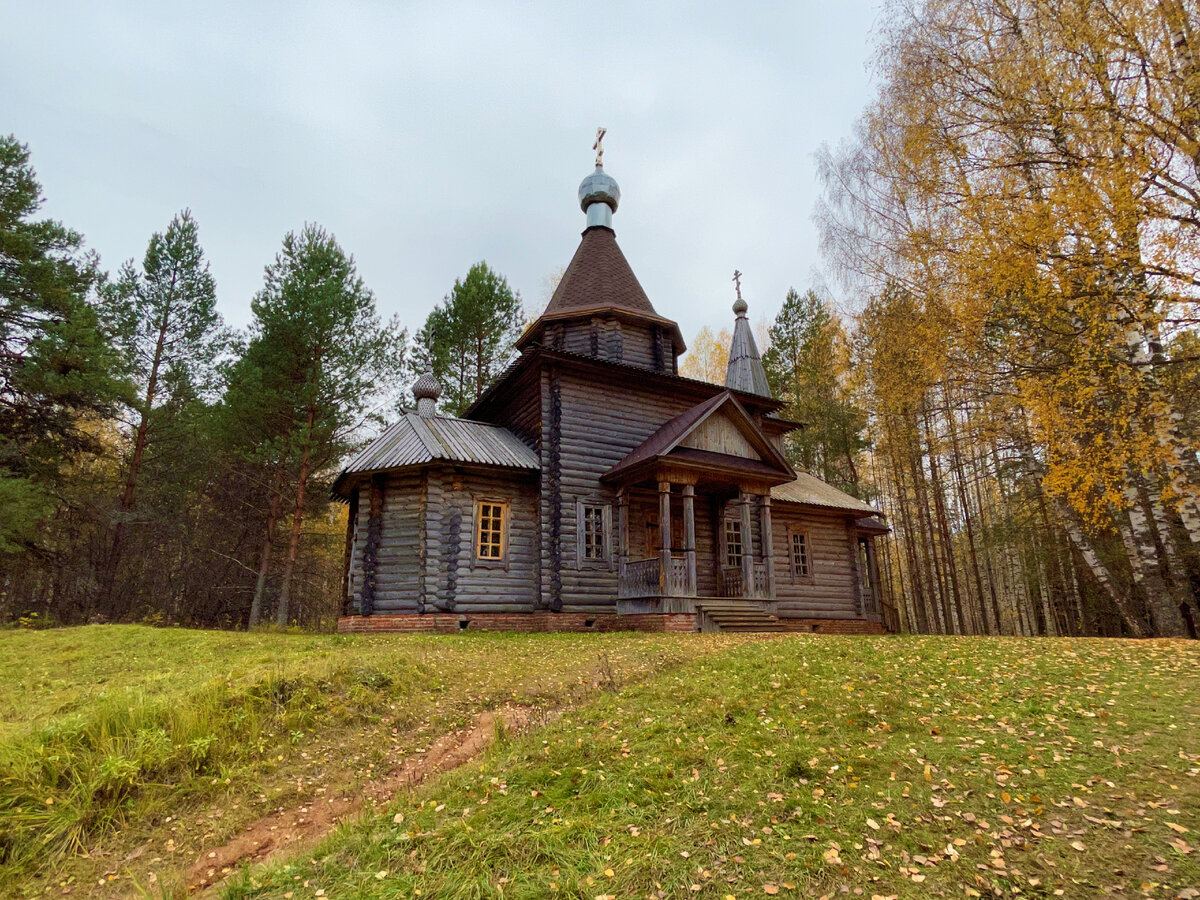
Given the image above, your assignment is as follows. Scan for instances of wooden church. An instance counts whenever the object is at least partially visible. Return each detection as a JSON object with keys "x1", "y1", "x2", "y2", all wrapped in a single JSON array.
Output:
[{"x1": 335, "y1": 151, "x2": 888, "y2": 634}]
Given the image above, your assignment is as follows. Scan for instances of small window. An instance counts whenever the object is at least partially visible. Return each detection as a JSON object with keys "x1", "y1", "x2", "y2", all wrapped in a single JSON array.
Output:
[
  {"x1": 476, "y1": 501, "x2": 507, "y2": 560},
  {"x1": 791, "y1": 531, "x2": 810, "y2": 578},
  {"x1": 582, "y1": 504, "x2": 607, "y2": 560},
  {"x1": 724, "y1": 518, "x2": 743, "y2": 568}
]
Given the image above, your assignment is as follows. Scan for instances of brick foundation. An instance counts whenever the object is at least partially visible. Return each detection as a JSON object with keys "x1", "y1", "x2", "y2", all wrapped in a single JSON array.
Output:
[
  {"x1": 337, "y1": 612, "x2": 700, "y2": 634},
  {"x1": 776, "y1": 618, "x2": 887, "y2": 635},
  {"x1": 338, "y1": 612, "x2": 886, "y2": 635}
]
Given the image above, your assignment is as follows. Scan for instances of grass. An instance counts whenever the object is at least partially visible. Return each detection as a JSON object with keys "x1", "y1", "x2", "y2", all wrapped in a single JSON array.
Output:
[
  {"x1": 0, "y1": 625, "x2": 752, "y2": 897},
  {"x1": 221, "y1": 635, "x2": 1200, "y2": 900}
]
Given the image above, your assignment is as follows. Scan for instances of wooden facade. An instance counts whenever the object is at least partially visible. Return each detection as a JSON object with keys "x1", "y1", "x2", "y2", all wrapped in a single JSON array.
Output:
[{"x1": 334, "y1": 161, "x2": 888, "y2": 634}]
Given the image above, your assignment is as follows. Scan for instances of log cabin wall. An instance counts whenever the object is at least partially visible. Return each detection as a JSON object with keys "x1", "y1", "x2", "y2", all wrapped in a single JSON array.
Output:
[
  {"x1": 483, "y1": 373, "x2": 541, "y2": 449},
  {"x1": 423, "y1": 467, "x2": 539, "y2": 614},
  {"x1": 771, "y1": 506, "x2": 860, "y2": 619},
  {"x1": 554, "y1": 318, "x2": 673, "y2": 373},
  {"x1": 360, "y1": 471, "x2": 423, "y2": 614},
  {"x1": 555, "y1": 369, "x2": 698, "y2": 610}
]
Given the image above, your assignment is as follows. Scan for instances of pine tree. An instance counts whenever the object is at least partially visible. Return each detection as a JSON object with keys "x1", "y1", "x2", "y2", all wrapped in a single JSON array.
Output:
[
  {"x1": 97, "y1": 210, "x2": 226, "y2": 613},
  {"x1": 0, "y1": 135, "x2": 122, "y2": 557},
  {"x1": 231, "y1": 224, "x2": 405, "y2": 626},
  {"x1": 762, "y1": 288, "x2": 867, "y2": 494},
  {"x1": 409, "y1": 261, "x2": 523, "y2": 416}
]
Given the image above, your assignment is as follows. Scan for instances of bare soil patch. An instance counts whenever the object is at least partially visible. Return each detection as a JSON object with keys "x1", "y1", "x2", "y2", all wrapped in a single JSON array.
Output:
[{"x1": 187, "y1": 704, "x2": 540, "y2": 892}]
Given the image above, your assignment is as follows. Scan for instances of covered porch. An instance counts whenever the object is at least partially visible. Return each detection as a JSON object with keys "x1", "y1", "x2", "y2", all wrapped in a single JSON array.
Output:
[{"x1": 613, "y1": 480, "x2": 779, "y2": 613}]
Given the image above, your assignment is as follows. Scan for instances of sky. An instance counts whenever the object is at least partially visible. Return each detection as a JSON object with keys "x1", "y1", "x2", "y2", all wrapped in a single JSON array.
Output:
[{"x1": 3, "y1": 1, "x2": 883, "y2": 346}]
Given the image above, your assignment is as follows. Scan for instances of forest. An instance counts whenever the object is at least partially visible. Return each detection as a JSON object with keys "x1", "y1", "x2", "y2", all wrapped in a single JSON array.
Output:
[
  {"x1": 5, "y1": 0, "x2": 1200, "y2": 638},
  {"x1": 768, "y1": 0, "x2": 1200, "y2": 639},
  {"x1": 0, "y1": 132, "x2": 526, "y2": 627}
]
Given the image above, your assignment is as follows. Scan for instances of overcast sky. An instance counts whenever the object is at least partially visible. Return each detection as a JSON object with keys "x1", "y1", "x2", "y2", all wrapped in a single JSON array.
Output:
[{"x1": 4, "y1": 1, "x2": 882, "y2": 347}]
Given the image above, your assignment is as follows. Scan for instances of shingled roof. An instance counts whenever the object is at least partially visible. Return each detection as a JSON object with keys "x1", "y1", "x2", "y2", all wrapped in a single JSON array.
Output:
[{"x1": 543, "y1": 226, "x2": 658, "y2": 319}]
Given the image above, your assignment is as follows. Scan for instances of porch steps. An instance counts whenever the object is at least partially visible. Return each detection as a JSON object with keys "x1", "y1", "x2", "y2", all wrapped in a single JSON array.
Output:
[{"x1": 697, "y1": 603, "x2": 785, "y2": 633}]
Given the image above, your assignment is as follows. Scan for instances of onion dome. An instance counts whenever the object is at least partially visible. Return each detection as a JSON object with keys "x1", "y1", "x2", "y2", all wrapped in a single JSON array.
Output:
[
  {"x1": 579, "y1": 166, "x2": 620, "y2": 229},
  {"x1": 413, "y1": 372, "x2": 441, "y2": 417}
]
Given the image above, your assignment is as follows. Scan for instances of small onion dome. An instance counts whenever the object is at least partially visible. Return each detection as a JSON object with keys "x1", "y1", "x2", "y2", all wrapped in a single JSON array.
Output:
[
  {"x1": 579, "y1": 165, "x2": 620, "y2": 213},
  {"x1": 413, "y1": 372, "x2": 441, "y2": 402},
  {"x1": 733, "y1": 297, "x2": 749, "y2": 317}
]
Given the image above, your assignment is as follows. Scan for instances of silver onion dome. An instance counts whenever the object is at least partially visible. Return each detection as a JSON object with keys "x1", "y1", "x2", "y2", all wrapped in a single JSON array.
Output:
[
  {"x1": 413, "y1": 372, "x2": 441, "y2": 417},
  {"x1": 733, "y1": 297, "x2": 749, "y2": 317},
  {"x1": 578, "y1": 166, "x2": 620, "y2": 229}
]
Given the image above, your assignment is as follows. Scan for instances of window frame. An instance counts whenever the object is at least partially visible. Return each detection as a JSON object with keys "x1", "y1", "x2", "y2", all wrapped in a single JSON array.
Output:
[
  {"x1": 473, "y1": 498, "x2": 510, "y2": 568},
  {"x1": 723, "y1": 516, "x2": 744, "y2": 569},
  {"x1": 788, "y1": 527, "x2": 813, "y2": 581},
  {"x1": 576, "y1": 500, "x2": 613, "y2": 568}
]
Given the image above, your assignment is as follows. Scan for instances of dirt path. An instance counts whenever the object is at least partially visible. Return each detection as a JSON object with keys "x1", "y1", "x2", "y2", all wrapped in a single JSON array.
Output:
[{"x1": 187, "y1": 704, "x2": 540, "y2": 892}]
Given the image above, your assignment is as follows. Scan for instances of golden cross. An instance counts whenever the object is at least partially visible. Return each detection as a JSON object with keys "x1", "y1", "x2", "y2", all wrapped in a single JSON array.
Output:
[
  {"x1": 733, "y1": 269, "x2": 743, "y2": 301},
  {"x1": 593, "y1": 127, "x2": 607, "y2": 166}
]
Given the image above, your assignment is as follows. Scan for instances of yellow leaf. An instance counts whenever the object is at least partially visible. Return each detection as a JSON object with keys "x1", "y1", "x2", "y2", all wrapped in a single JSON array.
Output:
[
  {"x1": 764, "y1": 886, "x2": 780, "y2": 895},
  {"x1": 923, "y1": 765, "x2": 932, "y2": 782}
]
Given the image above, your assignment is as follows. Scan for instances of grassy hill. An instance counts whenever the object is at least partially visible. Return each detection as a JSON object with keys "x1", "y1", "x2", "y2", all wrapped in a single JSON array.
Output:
[{"x1": 1, "y1": 628, "x2": 1197, "y2": 898}]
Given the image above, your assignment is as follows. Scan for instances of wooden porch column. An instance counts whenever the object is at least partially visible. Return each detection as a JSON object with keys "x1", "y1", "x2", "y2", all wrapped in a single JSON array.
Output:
[
  {"x1": 759, "y1": 493, "x2": 775, "y2": 598},
  {"x1": 682, "y1": 484, "x2": 697, "y2": 596},
  {"x1": 616, "y1": 487, "x2": 629, "y2": 580},
  {"x1": 659, "y1": 481, "x2": 673, "y2": 594},
  {"x1": 739, "y1": 489, "x2": 754, "y2": 598}
]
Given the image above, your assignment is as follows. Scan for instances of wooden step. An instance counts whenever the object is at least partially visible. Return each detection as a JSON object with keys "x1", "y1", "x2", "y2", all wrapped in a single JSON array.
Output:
[{"x1": 697, "y1": 604, "x2": 784, "y2": 634}]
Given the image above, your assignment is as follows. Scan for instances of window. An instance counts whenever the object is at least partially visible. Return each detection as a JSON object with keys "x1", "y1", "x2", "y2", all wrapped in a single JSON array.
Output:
[
  {"x1": 724, "y1": 518, "x2": 743, "y2": 568},
  {"x1": 791, "y1": 531, "x2": 810, "y2": 578},
  {"x1": 577, "y1": 501, "x2": 612, "y2": 566},
  {"x1": 476, "y1": 501, "x2": 507, "y2": 560},
  {"x1": 583, "y1": 504, "x2": 606, "y2": 560}
]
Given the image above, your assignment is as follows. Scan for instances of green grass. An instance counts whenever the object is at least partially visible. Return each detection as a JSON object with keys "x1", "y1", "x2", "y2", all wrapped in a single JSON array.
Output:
[
  {"x1": 0, "y1": 625, "x2": 750, "y2": 896},
  {"x1": 223, "y1": 636, "x2": 1200, "y2": 900}
]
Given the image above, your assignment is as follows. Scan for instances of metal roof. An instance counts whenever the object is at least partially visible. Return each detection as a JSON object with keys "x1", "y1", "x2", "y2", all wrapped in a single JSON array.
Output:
[
  {"x1": 771, "y1": 472, "x2": 882, "y2": 516},
  {"x1": 336, "y1": 412, "x2": 539, "y2": 488}
]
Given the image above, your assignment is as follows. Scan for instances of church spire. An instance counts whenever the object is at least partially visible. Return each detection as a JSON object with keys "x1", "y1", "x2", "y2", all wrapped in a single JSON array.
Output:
[{"x1": 724, "y1": 272, "x2": 772, "y2": 397}]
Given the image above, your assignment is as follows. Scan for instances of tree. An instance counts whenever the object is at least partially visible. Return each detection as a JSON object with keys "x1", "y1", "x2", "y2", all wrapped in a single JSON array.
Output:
[
  {"x1": 410, "y1": 261, "x2": 523, "y2": 416},
  {"x1": 763, "y1": 288, "x2": 867, "y2": 493},
  {"x1": 679, "y1": 326, "x2": 731, "y2": 384},
  {"x1": 815, "y1": 0, "x2": 1200, "y2": 636},
  {"x1": 0, "y1": 135, "x2": 121, "y2": 557},
  {"x1": 233, "y1": 224, "x2": 405, "y2": 626},
  {"x1": 97, "y1": 210, "x2": 225, "y2": 612}
]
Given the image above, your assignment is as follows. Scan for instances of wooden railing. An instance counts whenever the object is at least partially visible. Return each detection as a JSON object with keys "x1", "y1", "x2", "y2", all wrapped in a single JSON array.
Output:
[
  {"x1": 667, "y1": 558, "x2": 689, "y2": 596},
  {"x1": 719, "y1": 562, "x2": 770, "y2": 599},
  {"x1": 752, "y1": 563, "x2": 769, "y2": 597},
  {"x1": 619, "y1": 558, "x2": 661, "y2": 599},
  {"x1": 619, "y1": 556, "x2": 697, "y2": 598}
]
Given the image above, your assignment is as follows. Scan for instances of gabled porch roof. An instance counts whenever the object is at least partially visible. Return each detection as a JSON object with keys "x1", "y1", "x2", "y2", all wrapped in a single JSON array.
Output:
[{"x1": 602, "y1": 391, "x2": 795, "y2": 487}]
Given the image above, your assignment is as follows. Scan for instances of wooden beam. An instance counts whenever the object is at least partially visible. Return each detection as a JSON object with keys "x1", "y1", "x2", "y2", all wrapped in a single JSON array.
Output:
[
  {"x1": 361, "y1": 474, "x2": 386, "y2": 616},
  {"x1": 760, "y1": 493, "x2": 775, "y2": 599},
  {"x1": 739, "y1": 489, "x2": 754, "y2": 598},
  {"x1": 659, "y1": 481, "x2": 672, "y2": 595},
  {"x1": 341, "y1": 487, "x2": 359, "y2": 615},
  {"x1": 682, "y1": 484, "x2": 697, "y2": 597}
]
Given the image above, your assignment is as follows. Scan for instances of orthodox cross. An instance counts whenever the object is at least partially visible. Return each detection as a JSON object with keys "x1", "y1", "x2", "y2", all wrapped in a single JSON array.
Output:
[
  {"x1": 593, "y1": 127, "x2": 607, "y2": 166},
  {"x1": 733, "y1": 269, "x2": 743, "y2": 301}
]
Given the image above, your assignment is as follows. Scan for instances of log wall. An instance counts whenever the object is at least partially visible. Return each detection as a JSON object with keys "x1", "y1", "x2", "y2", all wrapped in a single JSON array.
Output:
[
  {"x1": 553, "y1": 371, "x2": 701, "y2": 610},
  {"x1": 771, "y1": 506, "x2": 860, "y2": 619}
]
